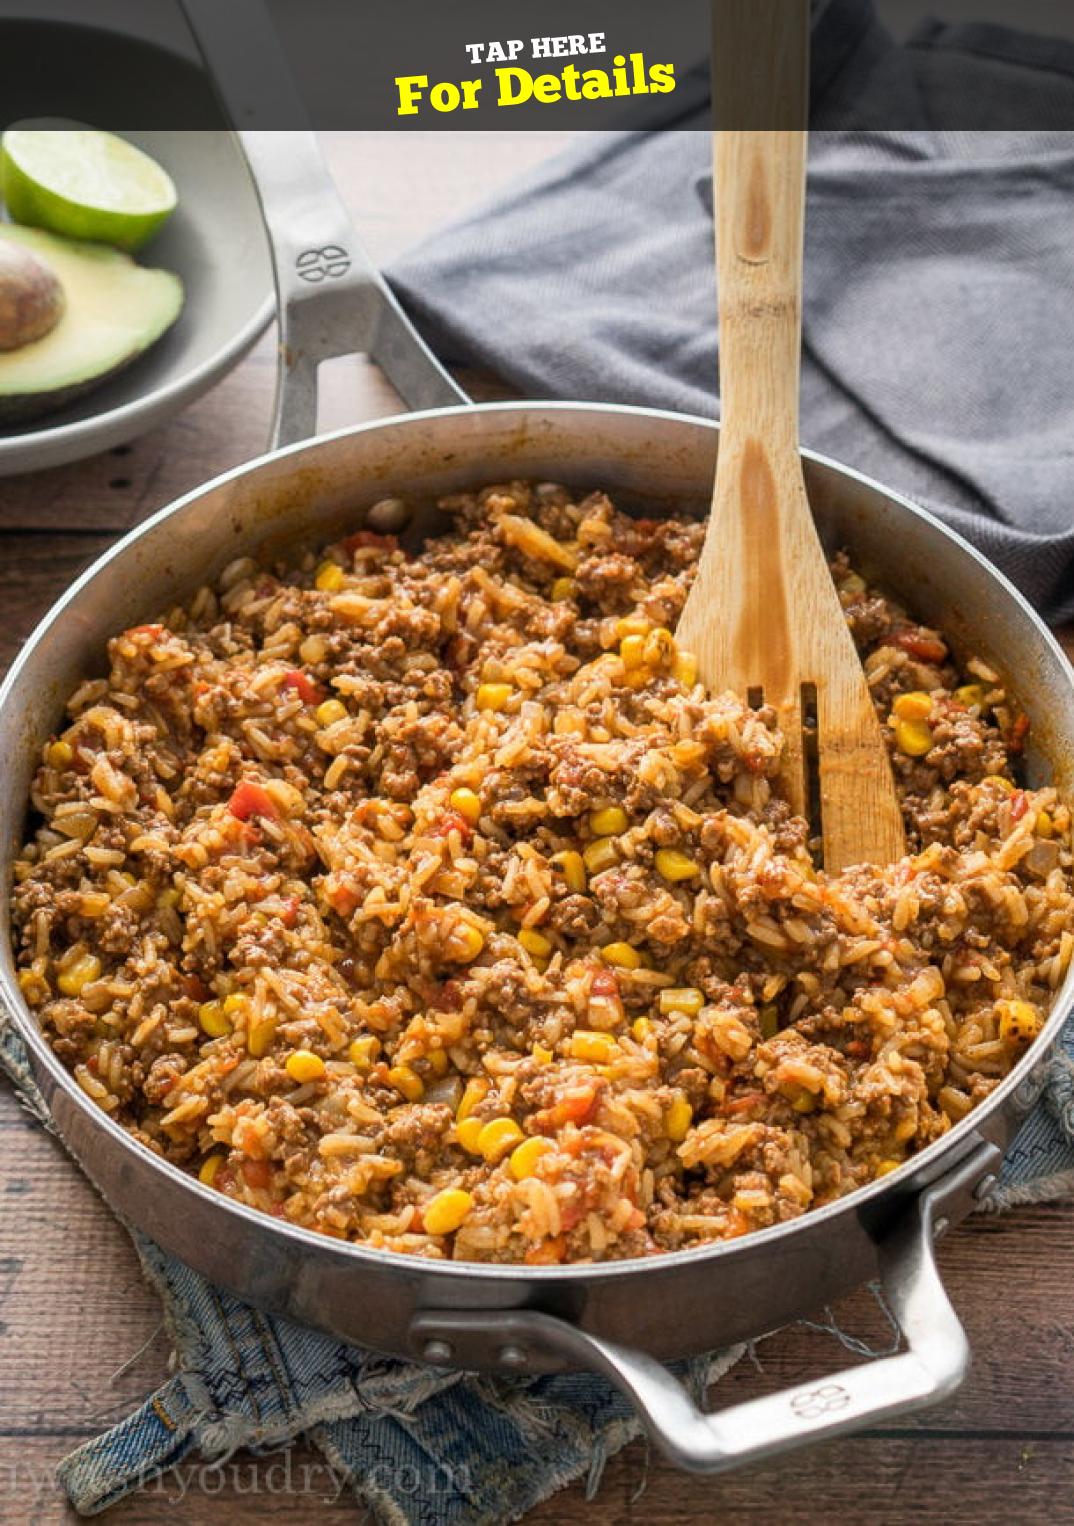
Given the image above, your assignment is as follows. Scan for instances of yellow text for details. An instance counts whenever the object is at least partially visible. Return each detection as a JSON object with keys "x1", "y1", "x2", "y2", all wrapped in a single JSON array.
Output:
[{"x1": 395, "y1": 55, "x2": 676, "y2": 116}]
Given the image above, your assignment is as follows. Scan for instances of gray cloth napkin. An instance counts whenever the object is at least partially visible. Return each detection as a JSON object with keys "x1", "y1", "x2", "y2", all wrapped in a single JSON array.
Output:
[{"x1": 388, "y1": 4, "x2": 1074, "y2": 621}]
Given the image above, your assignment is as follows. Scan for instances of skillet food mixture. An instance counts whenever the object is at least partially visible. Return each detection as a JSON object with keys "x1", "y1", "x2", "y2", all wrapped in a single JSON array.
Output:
[{"x1": 12, "y1": 483, "x2": 1073, "y2": 1262}]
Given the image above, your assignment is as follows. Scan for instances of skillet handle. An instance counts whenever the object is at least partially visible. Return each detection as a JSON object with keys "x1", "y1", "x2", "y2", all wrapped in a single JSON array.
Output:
[
  {"x1": 179, "y1": 0, "x2": 469, "y2": 446},
  {"x1": 412, "y1": 1141, "x2": 1000, "y2": 1473}
]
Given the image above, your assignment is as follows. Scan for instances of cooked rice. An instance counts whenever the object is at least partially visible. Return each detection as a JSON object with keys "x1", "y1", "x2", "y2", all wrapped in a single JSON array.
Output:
[{"x1": 10, "y1": 481, "x2": 1072, "y2": 1263}]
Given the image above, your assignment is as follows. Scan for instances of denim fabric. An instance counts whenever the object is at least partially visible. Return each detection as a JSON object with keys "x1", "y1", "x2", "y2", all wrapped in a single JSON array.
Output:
[{"x1": 3, "y1": 1008, "x2": 1074, "y2": 1519}]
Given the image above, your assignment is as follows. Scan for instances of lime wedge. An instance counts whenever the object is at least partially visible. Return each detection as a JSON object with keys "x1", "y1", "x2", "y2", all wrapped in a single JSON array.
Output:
[{"x1": 0, "y1": 123, "x2": 177, "y2": 251}]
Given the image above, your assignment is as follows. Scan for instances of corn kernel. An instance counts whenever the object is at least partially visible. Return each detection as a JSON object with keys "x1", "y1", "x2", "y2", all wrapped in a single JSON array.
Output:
[
  {"x1": 17, "y1": 968, "x2": 47, "y2": 1003},
  {"x1": 615, "y1": 614, "x2": 650, "y2": 639},
  {"x1": 286, "y1": 1050, "x2": 326, "y2": 1083},
  {"x1": 643, "y1": 628, "x2": 675, "y2": 668},
  {"x1": 519, "y1": 928, "x2": 552, "y2": 959},
  {"x1": 247, "y1": 1017, "x2": 277, "y2": 1058},
  {"x1": 198, "y1": 1000, "x2": 232, "y2": 1038},
  {"x1": 583, "y1": 838, "x2": 618, "y2": 875},
  {"x1": 476, "y1": 682, "x2": 513, "y2": 711},
  {"x1": 199, "y1": 1153, "x2": 226, "y2": 1187},
  {"x1": 423, "y1": 1187, "x2": 473, "y2": 1235},
  {"x1": 156, "y1": 887, "x2": 180, "y2": 910},
  {"x1": 659, "y1": 987, "x2": 704, "y2": 1016},
  {"x1": 223, "y1": 993, "x2": 250, "y2": 1016},
  {"x1": 428, "y1": 1048, "x2": 449, "y2": 1076},
  {"x1": 550, "y1": 577, "x2": 578, "y2": 602},
  {"x1": 589, "y1": 806, "x2": 628, "y2": 836},
  {"x1": 448, "y1": 922, "x2": 485, "y2": 963},
  {"x1": 388, "y1": 1064, "x2": 425, "y2": 1101},
  {"x1": 892, "y1": 691, "x2": 933, "y2": 721},
  {"x1": 552, "y1": 850, "x2": 586, "y2": 893},
  {"x1": 997, "y1": 999, "x2": 1043, "y2": 1047},
  {"x1": 509, "y1": 1137, "x2": 551, "y2": 1180},
  {"x1": 1037, "y1": 810, "x2": 1054, "y2": 838},
  {"x1": 619, "y1": 634, "x2": 647, "y2": 669},
  {"x1": 57, "y1": 953, "x2": 101, "y2": 997},
  {"x1": 955, "y1": 683, "x2": 988, "y2": 710},
  {"x1": 632, "y1": 1017, "x2": 653, "y2": 1040},
  {"x1": 299, "y1": 634, "x2": 327, "y2": 664},
  {"x1": 570, "y1": 1029, "x2": 616, "y2": 1063},
  {"x1": 349, "y1": 1035, "x2": 381, "y2": 1070},
  {"x1": 602, "y1": 942, "x2": 641, "y2": 970},
  {"x1": 456, "y1": 1116, "x2": 484, "y2": 1154},
  {"x1": 665, "y1": 1097, "x2": 693, "y2": 1142},
  {"x1": 315, "y1": 561, "x2": 345, "y2": 591},
  {"x1": 893, "y1": 717, "x2": 933, "y2": 757},
  {"x1": 457, "y1": 1077, "x2": 489, "y2": 1121},
  {"x1": 874, "y1": 1158, "x2": 902, "y2": 1178},
  {"x1": 46, "y1": 739, "x2": 73, "y2": 769},
  {"x1": 477, "y1": 1116, "x2": 524, "y2": 1162},
  {"x1": 315, "y1": 698, "x2": 348, "y2": 727},
  {"x1": 983, "y1": 774, "x2": 1015, "y2": 794},
  {"x1": 654, "y1": 848, "x2": 699, "y2": 883},
  {"x1": 449, "y1": 787, "x2": 482, "y2": 825},
  {"x1": 673, "y1": 650, "x2": 699, "y2": 687},
  {"x1": 532, "y1": 1043, "x2": 554, "y2": 1065}
]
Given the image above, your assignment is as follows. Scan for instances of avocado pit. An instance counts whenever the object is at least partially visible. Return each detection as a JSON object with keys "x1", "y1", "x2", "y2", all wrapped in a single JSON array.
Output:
[{"x1": 0, "y1": 238, "x2": 65, "y2": 351}]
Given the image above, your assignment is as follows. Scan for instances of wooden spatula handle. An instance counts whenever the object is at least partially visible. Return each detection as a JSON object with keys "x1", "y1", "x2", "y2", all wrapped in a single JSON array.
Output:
[{"x1": 714, "y1": 130, "x2": 807, "y2": 454}]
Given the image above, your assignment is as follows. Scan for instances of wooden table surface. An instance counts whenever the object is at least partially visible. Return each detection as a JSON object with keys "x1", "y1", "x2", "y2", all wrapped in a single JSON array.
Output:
[{"x1": 2, "y1": 132, "x2": 1072, "y2": 1525}]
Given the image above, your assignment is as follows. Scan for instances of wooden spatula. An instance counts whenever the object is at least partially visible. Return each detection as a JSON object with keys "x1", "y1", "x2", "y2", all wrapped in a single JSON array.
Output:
[{"x1": 677, "y1": 12, "x2": 904, "y2": 871}]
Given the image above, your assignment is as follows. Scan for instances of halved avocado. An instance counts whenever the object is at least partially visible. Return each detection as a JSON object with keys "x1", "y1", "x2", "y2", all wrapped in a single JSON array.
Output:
[{"x1": 0, "y1": 224, "x2": 183, "y2": 426}]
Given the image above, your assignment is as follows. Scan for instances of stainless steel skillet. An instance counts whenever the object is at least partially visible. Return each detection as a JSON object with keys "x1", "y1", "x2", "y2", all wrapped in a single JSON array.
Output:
[{"x1": 1, "y1": 125, "x2": 1073, "y2": 1477}]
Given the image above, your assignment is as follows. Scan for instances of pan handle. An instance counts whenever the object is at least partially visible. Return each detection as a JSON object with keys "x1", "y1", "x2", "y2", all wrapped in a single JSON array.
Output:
[
  {"x1": 179, "y1": 0, "x2": 469, "y2": 447},
  {"x1": 412, "y1": 1140, "x2": 1001, "y2": 1473}
]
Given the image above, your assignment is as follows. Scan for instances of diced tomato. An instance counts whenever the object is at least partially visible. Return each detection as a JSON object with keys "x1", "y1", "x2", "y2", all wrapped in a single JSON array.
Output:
[
  {"x1": 342, "y1": 529, "x2": 398, "y2": 556},
  {"x1": 890, "y1": 629, "x2": 948, "y2": 664},
  {"x1": 535, "y1": 1085, "x2": 601, "y2": 1132},
  {"x1": 1010, "y1": 790, "x2": 1030, "y2": 823},
  {"x1": 228, "y1": 782, "x2": 278, "y2": 821},
  {"x1": 630, "y1": 518, "x2": 660, "y2": 534},
  {"x1": 1008, "y1": 712, "x2": 1030, "y2": 754},
  {"x1": 845, "y1": 1040, "x2": 869, "y2": 1059},
  {"x1": 525, "y1": 1235, "x2": 566, "y2": 1265},
  {"x1": 126, "y1": 623, "x2": 164, "y2": 639},
  {"x1": 327, "y1": 881, "x2": 360, "y2": 917},
  {"x1": 281, "y1": 669, "x2": 322, "y2": 704},
  {"x1": 241, "y1": 1159, "x2": 274, "y2": 1190},
  {"x1": 181, "y1": 972, "x2": 210, "y2": 1003},
  {"x1": 280, "y1": 895, "x2": 301, "y2": 928},
  {"x1": 725, "y1": 1091, "x2": 765, "y2": 1114},
  {"x1": 590, "y1": 968, "x2": 619, "y2": 999},
  {"x1": 431, "y1": 811, "x2": 473, "y2": 845},
  {"x1": 559, "y1": 1203, "x2": 586, "y2": 1232}
]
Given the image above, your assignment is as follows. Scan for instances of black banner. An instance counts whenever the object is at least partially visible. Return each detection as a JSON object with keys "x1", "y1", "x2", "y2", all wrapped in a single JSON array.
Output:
[{"x1": 0, "y1": 0, "x2": 1073, "y2": 130}]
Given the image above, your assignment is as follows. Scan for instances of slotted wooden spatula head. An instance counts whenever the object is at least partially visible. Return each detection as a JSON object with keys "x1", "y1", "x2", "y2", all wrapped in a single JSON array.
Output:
[{"x1": 678, "y1": 11, "x2": 904, "y2": 872}]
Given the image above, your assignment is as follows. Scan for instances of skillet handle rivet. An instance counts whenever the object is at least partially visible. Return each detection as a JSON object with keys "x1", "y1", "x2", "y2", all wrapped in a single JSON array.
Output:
[
  {"x1": 932, "y1": 1215, "x2": 950, "y2": 1239},
  {"x1": 498, "y1": 1344, "x2": 528, "y2": 1368},
  {"x1": 422, "y1": 1339, "x2": 455, "y2": 1365},
  {"x1": 973, "y1": 1174, "x2": 998, "y2": 1202}
]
